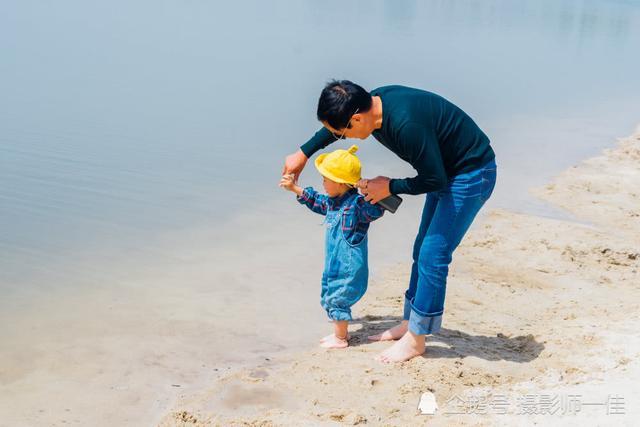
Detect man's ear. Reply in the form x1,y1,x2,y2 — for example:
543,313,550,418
348,114,363,130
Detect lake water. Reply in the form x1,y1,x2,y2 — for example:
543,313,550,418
1,0,639,424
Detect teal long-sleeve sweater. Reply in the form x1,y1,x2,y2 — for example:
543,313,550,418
300,85,495,195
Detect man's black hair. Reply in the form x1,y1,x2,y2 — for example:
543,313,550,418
316,80,372,131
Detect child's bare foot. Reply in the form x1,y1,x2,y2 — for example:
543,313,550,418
319,334,349,349
375,330,425,363
320,333,350,342
367,320,408,341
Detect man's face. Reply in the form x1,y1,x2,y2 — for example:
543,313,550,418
323,113,372,140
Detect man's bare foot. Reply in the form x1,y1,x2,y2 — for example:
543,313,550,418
367,320,408,341
320,334,349,349
375,330,425,363
320,333,350,342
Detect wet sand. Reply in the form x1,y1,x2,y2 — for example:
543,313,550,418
157,128,640,426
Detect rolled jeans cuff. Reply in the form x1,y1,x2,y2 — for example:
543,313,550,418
408,309,442,335
327,307,352,322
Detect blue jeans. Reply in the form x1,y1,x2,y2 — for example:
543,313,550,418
404,158,497,335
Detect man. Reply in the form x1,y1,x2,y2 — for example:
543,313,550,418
282,80,497,362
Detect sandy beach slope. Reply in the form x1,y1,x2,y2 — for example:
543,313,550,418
158,128,640,426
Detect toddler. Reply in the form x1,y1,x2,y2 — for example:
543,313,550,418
280,145,384,348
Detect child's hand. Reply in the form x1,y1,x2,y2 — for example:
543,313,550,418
279,173,295,190
279,174,302,196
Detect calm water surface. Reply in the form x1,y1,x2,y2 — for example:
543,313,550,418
1,0,639,292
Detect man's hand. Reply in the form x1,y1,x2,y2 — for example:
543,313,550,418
282,149,308,182
356,176,391,204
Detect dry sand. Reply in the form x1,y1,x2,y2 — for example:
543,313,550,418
157,129,640,426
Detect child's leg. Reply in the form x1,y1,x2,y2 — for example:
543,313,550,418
320,320,349,349
334,320,348,339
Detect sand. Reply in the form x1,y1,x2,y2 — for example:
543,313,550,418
156,128,639,426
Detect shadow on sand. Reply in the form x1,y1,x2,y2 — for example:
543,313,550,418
350,315,544,363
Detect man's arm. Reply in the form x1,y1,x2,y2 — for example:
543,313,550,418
300,127,336,158
283,128,335,182
389,122,448,195
296,187,330,216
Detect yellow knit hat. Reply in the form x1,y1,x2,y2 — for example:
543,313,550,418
314,144,362,185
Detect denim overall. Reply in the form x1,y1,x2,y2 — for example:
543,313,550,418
321,193,369,321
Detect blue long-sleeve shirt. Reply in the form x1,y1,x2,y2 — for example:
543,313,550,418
296,187,384,245
300,85,495,196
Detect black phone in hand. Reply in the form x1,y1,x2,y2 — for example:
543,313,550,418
377,194,403,213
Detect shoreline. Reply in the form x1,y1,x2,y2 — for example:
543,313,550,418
157,127,640,426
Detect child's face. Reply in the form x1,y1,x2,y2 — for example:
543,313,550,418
322,176,350,197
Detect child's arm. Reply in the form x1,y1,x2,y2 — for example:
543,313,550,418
355,196,385,223
280,174,329,216
296,187,330,216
